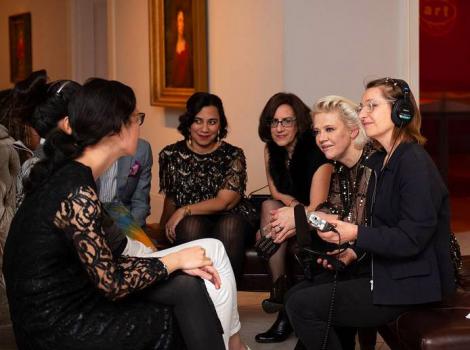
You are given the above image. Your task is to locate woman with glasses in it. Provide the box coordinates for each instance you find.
[4,78,238,350]
[285,78,455,350]
[7,77,249,350]
[255,92,332,344]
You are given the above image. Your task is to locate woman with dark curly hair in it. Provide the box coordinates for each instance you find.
[159,92,257,281]
[255,92,332,344]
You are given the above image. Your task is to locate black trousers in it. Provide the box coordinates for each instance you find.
[285,275,409,350]
[142,273,225,350]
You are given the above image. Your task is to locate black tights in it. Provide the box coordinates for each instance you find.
[259,199,298,283]
[142,273,225,350]
[175,214,252,279]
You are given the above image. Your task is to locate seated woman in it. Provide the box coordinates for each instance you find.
[13,75,247,349]
[271,95,376,350]
[159,92,257,279]
[3,78,247,350]
[284,78,456,350]
[255,92,332,343]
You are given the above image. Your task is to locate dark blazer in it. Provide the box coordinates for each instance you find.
[357,142,455,305]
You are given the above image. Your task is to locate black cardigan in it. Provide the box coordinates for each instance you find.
[267,131,328,205]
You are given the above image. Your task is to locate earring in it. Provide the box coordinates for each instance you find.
[216,131,220,143]
[188,136,192,146]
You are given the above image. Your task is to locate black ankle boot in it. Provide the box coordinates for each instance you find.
[261,274,289,314]
[255,310,292,343]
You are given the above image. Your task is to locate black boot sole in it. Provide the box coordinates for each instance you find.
[261,299,284,314]
[255,333,291,343]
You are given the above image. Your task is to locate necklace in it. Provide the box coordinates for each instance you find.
[186,140,220,155]
[337,148,370,224]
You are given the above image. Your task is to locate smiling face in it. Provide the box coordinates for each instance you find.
[189,105,220,152]
[313,111,355,162]
[270,104,298,149]
[359,87,395,146]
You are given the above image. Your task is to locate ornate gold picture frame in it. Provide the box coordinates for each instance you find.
[149,0,208,108]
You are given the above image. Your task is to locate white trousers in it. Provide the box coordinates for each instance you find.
[123,237,241,349]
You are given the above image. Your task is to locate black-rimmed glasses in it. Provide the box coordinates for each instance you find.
[269,117,297,128]
[136,112,145,125]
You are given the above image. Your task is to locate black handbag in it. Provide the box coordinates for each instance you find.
[294,204,345,278]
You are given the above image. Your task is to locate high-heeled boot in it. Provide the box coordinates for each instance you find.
[261,274,289,314]
[255,309,292,343]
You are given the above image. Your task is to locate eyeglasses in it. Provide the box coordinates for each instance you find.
[135,112,145,125]
[355,101,391,114]
[269,117,297,128]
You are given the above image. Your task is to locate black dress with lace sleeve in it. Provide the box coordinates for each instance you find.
[3,161,176,350]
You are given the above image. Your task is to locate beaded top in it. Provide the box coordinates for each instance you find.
[159,140,257,222]
[319,143,376,226]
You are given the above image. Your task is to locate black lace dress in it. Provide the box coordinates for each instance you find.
[3,161,176,350]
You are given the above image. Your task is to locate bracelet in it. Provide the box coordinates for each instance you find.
[159,259,170,279]
[183,205,192,217]
[288,199,298,207]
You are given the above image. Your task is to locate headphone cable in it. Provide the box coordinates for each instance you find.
[320,230,342,350]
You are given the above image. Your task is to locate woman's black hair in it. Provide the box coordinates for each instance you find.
[0,69,48,163]
[258,92,312,143]
[177,92,228,140]
[30,80,82,138]
[24,78,136,193]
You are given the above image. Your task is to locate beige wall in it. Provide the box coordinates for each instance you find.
[284,0,419,103]
[0,0,418,224]
[0,0,71,89]
[111,0,284,223]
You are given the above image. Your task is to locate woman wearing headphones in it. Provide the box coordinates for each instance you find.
[285,78,456,350]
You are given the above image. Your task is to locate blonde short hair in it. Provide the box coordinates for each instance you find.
[312,95,368,149]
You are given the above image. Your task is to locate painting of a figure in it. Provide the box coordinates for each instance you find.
[9,13,32,83]
[164,1,194,88]
[149,0,207,107]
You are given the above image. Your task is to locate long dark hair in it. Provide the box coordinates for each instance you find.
[177,92,228,140]
[30,80,81,138]
[258,92,311,143]
[0,70,48,163]
[24,78,136,193]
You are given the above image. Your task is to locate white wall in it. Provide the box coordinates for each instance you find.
[0,0,71,89]
[284,0,419,104]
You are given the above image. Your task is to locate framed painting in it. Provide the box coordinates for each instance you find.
[9,12,32,83]
[149,0,208,108]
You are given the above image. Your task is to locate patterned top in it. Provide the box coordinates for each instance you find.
[4,161,173,349]
[159,140,256,222]
[319,143,376,226]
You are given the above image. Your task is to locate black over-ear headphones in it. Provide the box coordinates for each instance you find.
[389,78,415,127]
